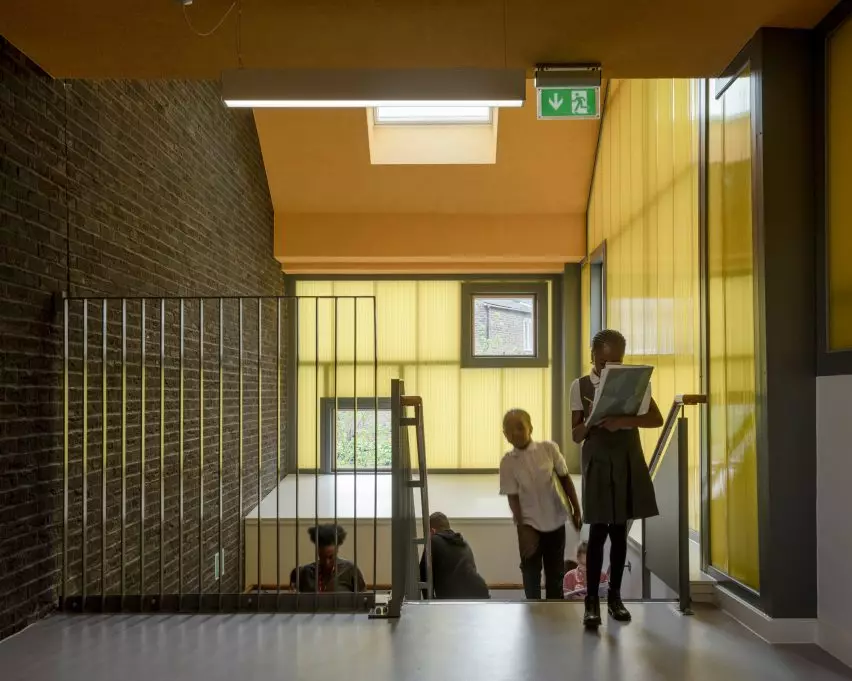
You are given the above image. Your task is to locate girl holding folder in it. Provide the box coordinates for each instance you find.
[570,329,663,628]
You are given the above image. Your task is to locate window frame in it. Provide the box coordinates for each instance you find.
[319,397,393,473]
[460,281,549,369]
[816,0,852,374]
[589,240,607,344]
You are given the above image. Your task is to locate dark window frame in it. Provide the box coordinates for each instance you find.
[589,241,607,344]
[460,281,550,368]
[816,0,852,375]
[319,397,393,473]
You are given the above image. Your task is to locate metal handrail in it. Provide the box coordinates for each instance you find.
[648,394,707,477]
[640,393,706,613]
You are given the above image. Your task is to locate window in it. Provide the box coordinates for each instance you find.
[320,398,392,472]
[366,108,499,165]
[461,282,549,368]
[373,106,493,125]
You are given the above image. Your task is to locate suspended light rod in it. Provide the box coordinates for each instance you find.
[221,68,526,109]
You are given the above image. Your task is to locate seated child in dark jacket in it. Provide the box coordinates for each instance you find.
[419,512,490,599]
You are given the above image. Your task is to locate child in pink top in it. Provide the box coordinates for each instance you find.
[563,541,609,600]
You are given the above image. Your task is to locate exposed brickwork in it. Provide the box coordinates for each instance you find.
[0,37,285,639]
[473,301,533,356]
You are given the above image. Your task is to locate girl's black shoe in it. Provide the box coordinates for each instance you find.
[583,596,601,628]
[607,592,632,622]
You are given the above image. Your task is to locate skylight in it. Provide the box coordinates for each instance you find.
[373,105,493,125]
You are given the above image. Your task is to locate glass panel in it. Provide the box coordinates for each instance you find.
[828,18,852,350]
[472,295,536,357]
[336,408,392,469]
[707,71,760,589]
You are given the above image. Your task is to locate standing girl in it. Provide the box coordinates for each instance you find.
[570,329,663,627]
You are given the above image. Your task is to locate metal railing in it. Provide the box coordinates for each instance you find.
[60,295,379,613]
[641,394,707,613]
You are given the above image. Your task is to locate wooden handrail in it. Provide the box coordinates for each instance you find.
[676,394,708,406]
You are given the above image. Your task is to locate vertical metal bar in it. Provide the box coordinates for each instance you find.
[388,379,402,617]
[238,299,244,594]
[276,298,282,603]
[314,297,320,604]
[159,299,165,599]
[101,300,107,603]
[140,299,146,597]
[678,414,693,614]
[83,300,88,601]
[353,297,358,595]
[199,300,204,597]
[294,299,301,598]
[333,297,339,610]
[257,298,262,603]
[62,298,69,603]
[641,518,651,599]
[179,299,185,598]
[121,298,127,602]
[372,297,378,595]
[218,299,224,604]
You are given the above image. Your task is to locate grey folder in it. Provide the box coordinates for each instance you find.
[585,364,654,427]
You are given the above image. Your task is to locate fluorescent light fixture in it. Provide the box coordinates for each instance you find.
[239,100,519,109]
[222,68,525,109]
[373,105,493,125]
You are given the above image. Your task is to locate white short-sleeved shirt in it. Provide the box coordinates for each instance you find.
[569,370,652,416]
[499,440,570,532]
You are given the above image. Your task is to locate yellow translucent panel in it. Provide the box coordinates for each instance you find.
[296,280,551,469]
[707,72,760,589]
[828,18,852,350]
[584,79,701,533]
[376,281,417,362]
[417,365,460,467]
[297,364,324,470]
[459,369,503,467]
[417,281,460,362]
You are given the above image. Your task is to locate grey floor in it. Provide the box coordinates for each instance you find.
[2,604,850,681]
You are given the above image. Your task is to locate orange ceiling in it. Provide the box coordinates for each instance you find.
[0,0,835,79]
[254,80,598,216]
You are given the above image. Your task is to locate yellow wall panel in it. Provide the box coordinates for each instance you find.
[459,370,503,467]
[828,17,852,350]
[296,280,552,469]
[585,78,702,532]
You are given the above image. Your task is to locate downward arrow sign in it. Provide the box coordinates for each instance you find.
[548,93,564,111]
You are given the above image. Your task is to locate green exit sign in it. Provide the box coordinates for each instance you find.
[537,86,600,120]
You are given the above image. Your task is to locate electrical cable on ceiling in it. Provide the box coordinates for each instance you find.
[237,0,244,67]
[183,1,237,37]
[502,0,508,68]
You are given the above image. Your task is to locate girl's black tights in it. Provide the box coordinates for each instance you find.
[587,523,628,597]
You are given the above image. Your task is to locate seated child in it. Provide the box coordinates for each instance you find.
[563,541,609,600]
[419,512,489,599]
[289,524,365,593]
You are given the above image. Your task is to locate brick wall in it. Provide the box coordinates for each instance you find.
[473,303,532,355]
[0,37,285,638]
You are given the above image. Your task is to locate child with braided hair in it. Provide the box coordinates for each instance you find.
[570,329,662,628]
